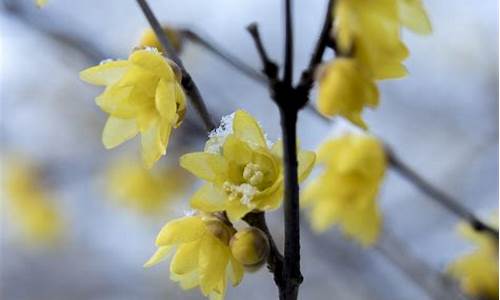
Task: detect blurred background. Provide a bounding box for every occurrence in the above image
[0,0,498,299]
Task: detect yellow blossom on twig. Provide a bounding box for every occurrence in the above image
[139,26,183,54]
[80,48,186,168]
[302,134,386,246]
[180,110,316,222]
[144,214,244,300]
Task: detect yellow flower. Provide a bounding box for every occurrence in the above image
[106,157,188,214]
[317,58,379,129]
[36,0,47,7]
[3,160,62,244]
[448,217,498,300]
[139,26,183,53]
[144,214,244,300]
[302,134,386,246]
[180,110,316,222]
[335,0,408,80]
[80,48,186,168]
[398,0,432,34]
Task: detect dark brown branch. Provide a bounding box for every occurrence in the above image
[135,0,216,131]
[243,212,285,287]
[246,23,279,81]
[386,146,499,239]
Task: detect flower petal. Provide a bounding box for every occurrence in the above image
[141,120,164,168]
[180,152,228,184]
[191,184,227,212]
[199,234,230,296]
[233,110,267,147]
[155,216,206,246]
[143,246,173,267]
[129,49,175,80]
[155,79,177,122]
[80,60,128,86]
[170,240,200,275]
[298,150,316,182]
[226,200,253,222]
[102,116,139,149]
[228,256,244,286]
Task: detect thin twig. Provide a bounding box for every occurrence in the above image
[135,0,216,131]
[283,0,294,85]
[386,147,499,239]
[180,28,267,84]
[246,23,279,81]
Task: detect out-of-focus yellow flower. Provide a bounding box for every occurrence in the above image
[106,158,188,214]
[80,48,186,168]
[145,214,244,300]
[302,134,386,246]
[36,0,47,7]
[180,110,316,222]
[335,0,408,80]
[3,160,62,244]
[398,0,432,34]
[448,216,498,300]
[317,58,379,129]
[139,26,183,54]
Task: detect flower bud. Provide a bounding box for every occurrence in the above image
[230,227,270,267]
[204,219,232,245]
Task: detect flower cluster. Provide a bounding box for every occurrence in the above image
[448,216,498,300]
[80,48,186,168]
[106,157,188,215]
[145,110,315,299]
[317,0,431,128]
[3,160,62,244]
[302,133,386,246]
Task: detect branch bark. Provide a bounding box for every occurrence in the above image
[135,0,216,131]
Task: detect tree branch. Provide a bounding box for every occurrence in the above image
[135,0,216,131]
[386,146,499,239]
[246,23,279,81]
[283,0,294,85]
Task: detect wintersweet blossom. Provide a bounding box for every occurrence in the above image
[448,217,498,300]
[144,214,244,300]
[139,26,183,53]
[180,110,316,222]
[317,58,378,129]
[302,134,386,246]
[80,48,186,168]
[320,0,431,127]
[106,158,188,214]
[3,160,62,243]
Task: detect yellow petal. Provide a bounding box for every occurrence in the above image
[141,120,164,168]
[191,184,227,212]
[80,60,128,86]
[222,135,253,166]
[398,0,432,35]
[102,116,139,149]
[298,150,316,182]
[129,49,175,80]
[170,240,200,275]
[229,255,244,286]
[180,152,228,184]
[155,79,177,122]
[233,110,267,147]
[226,200,253,223]
[199,234,230,296]
[143,246,173,267]
[171,270,200,290]
[155,216,206,246]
